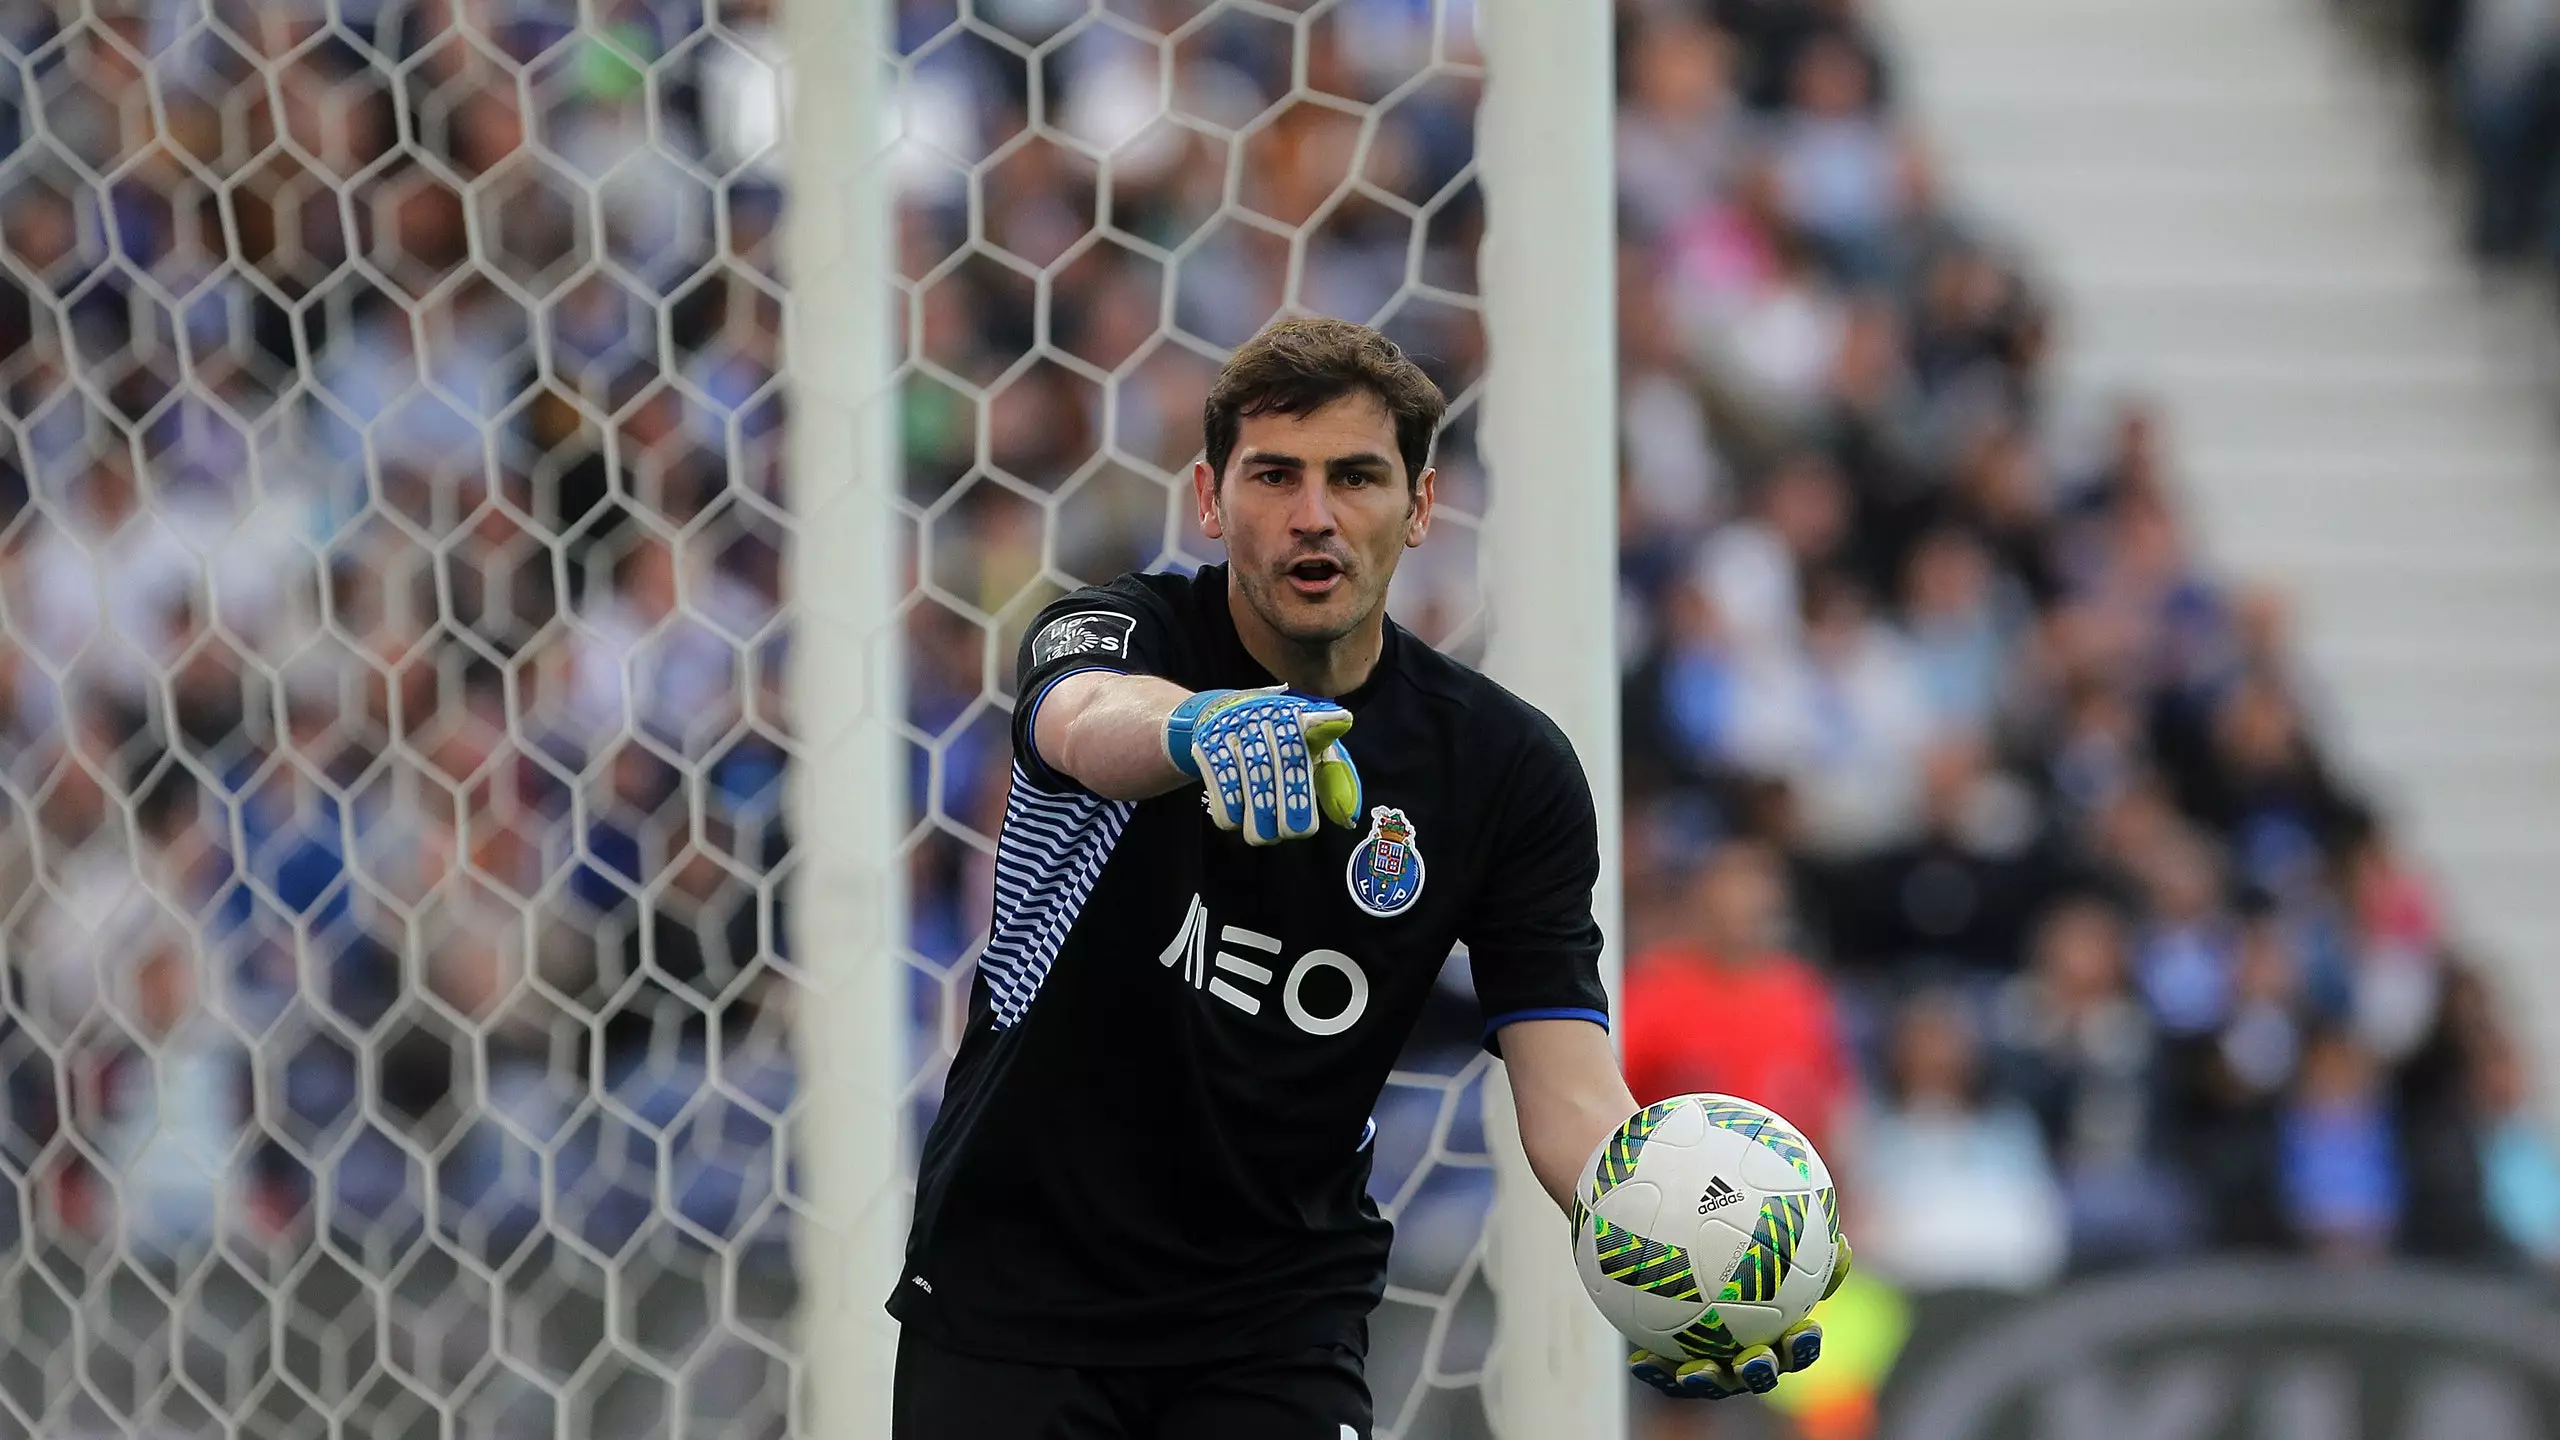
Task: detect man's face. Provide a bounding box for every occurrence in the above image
[1195,392,1433,648]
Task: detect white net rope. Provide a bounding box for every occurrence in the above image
[0,1,1510,1436]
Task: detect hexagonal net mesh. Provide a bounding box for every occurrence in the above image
[0,1,1525,1437]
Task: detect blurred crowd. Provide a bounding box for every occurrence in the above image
[2362,0,2560,269]
[0,0,2555,1389]
[0,0,802,1265]
[1603,0,2560,1288]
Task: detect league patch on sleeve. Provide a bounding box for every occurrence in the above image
[1029,610,1138,667]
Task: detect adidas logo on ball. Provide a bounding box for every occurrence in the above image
[1698,1177,1744,1214]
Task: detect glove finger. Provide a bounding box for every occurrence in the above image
[1673,1357,1749,1401]
[1272,713,1319,840]
[1823,1236,1853,1301]
[1299,709,1354,753]
[1627,1351,1682,1397]
[1239,714,1283,845]
[1314,740,1362,828]
[1196,736,1246,832]
[1731,1344,1783,1396]
[1777,1320,1823,1376]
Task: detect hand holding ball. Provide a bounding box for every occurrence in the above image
[1571,1093,1850,1399]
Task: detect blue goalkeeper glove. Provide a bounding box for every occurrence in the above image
[1629,1237,1852,1401]
[1163,686,1363,846]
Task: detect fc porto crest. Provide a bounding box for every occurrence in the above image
[1347,805,1426,918]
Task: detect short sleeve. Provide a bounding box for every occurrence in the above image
[1010,582,1182,794]
[1460,709,1608,1052]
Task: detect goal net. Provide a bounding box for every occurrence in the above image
[0,1,1612,1438]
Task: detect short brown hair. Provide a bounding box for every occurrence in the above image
[1202,317,1445,489]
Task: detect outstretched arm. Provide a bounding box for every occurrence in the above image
[1026,670,1363,843]
[1028,670,1194,800]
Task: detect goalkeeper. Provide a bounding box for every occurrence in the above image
[890,319,1836,1437]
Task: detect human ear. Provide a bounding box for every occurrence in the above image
[1193,458,1224,541]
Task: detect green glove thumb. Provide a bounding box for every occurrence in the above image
[1823,1235,1854,1301]
[1300,711,1362,828]
[1302,711,1354,754]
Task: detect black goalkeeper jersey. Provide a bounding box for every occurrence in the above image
[889,564,1608,1367]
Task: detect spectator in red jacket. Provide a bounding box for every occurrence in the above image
[1622,837,1854,1150]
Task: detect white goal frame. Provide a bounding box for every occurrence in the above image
[779,0,907,1434]
[1473,1,1625,1434]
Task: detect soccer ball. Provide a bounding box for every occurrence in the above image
[1572,1093,1842,1365]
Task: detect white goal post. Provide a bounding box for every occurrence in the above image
[779,0,906,1434]
[1472,0,1626,1434]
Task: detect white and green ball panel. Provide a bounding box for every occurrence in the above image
[1590,1099,1686,1201]
[1577,1191,1839,1355]
[1589,1213,1703,1303]
[1573,1093,1839,1358]
[1687,1092,1832,1190]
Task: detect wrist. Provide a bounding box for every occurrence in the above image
[1162,689,1235,779]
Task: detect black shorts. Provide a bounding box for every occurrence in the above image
[891,1326,1372,1440]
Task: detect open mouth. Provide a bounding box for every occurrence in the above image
[1284,556,1346,596]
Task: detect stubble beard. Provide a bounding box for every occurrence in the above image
[1241,570,1369,650]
